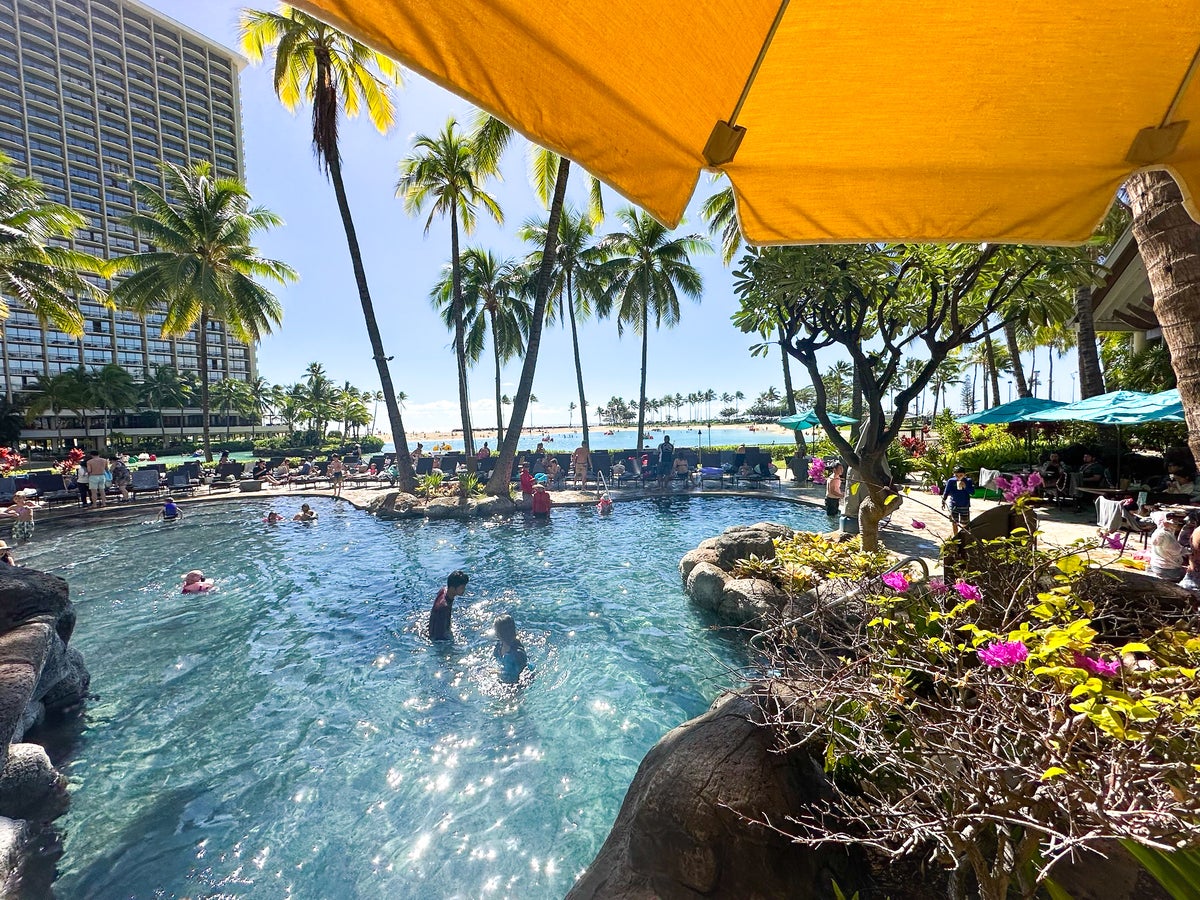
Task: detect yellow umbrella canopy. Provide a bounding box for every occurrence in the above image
[294,0,1200,244]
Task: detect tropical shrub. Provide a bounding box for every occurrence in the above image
[754,526,1200,899]
[359,435,385,453]
[55,447,84,477]
[957,430,1028,474]
[418,471,444,498]
[0,447,24,476]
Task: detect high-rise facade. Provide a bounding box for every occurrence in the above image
[0,0,257,415]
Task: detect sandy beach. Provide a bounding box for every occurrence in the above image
[386,422,797,446]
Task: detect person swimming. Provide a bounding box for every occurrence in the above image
[265,510,284,524]
[160,500,182,521]
[181,570,214,594]
[493,614,528,684]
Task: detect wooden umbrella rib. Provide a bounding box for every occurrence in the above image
[728,0,790,128]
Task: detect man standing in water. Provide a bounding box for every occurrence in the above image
[428,570,470,642]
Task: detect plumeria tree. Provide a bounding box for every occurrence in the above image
[733,243,1094,549]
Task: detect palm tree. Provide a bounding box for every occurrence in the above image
[568,401,576,428]
[138,365,189,445]
[177,371,199,443]
[519,206,605,450]
[211,378,249,440]
[240,7,415,490]
[597,208,709,450]
[0,151,105,401]
[107,162,293,461]
[60,366,94,443]
[23,372,74,450]
[431,249,531,445]
[91,363,137,444]
[825,361,853,414]
[397,118,503,467]
[245,375,273,439]
[368,389,384,436]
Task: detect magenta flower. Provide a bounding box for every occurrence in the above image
[994,475,1011,491]
[978,641,1028,667]
[1072,652,1121,677]
[927,577,949,594]
[1103,534,1124,550]
[1026,471,1044,490]
[881,571,910,592]
[911,519,927,530]
[929,485,942,495]
[953,581,982,601]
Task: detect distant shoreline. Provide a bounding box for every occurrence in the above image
[383,423,796,445]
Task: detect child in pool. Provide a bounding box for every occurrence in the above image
[159,499,182,522]
[265,510,284,524]
[181,570,214,593]
[493,615,528,684]
[293,503,318,522]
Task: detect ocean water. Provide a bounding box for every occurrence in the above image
[387,425,799,457]
[24,496,827,899]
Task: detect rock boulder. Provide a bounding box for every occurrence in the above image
[685,563,728,612]
[719,577,788,623]
[566,691,869,900]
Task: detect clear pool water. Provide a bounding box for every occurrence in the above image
[22,496,827,899]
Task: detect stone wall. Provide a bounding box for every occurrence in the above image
[0,567,90,894]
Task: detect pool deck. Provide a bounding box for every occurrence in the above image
[14,474,1110,567]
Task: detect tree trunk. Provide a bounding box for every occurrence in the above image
[567,272,591,451]
[1004,321,1030,397]
[199,313,212,462]
[985,336,1002,406]
[1074,285,1106,399]
[1127,169,1200,465]
[636,303,649,451]
[326,146,414,491]
[779,327,805,455]
[450,206,475,469]
[850,360,863,443]
[485,160,571,496]
[491,309,504,445]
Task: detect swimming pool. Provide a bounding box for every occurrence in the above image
[23,496,828,898]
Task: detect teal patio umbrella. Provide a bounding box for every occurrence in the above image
[778,411,858,429]
[1099,388,1184,424]
[957,396,1065,424]
[1029,390,1151,422]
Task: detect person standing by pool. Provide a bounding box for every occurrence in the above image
[493,615,528,684]
[110,454,132,502]
[519,462,535,498]
[1,494,35,543]
[85,450,109,508]
[476,442,491,460]
[74,459,90,508]
[571,442,590,489]
[941,465,975,535]
[327,454,346,499]
[657,435,675,488]
[825,462,844,517]
[428,570,470,642]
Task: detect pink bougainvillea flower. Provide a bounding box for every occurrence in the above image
[1026,471,1044,489]
[881,571,910,592]
[1071,652,1122,677]
[911,519,927,530]
[927,577,949,594]
[929,485,942,495]
[978,641,1028,667]
[953,581,982,601]
[1103,534,1124,550]
[994,475,1011,491]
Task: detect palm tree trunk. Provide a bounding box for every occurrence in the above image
[199,313,213,462]
[326,144,414,491]
[491,308,504,445]
[1075,284,1106,399]
[450,207,475,468]
[486,160,571,496]
[566,272,590,450]
[1047,351,1054,401]
[985,336,1001,406]
[1004,321,1030,397]
[779,328,804,455]
[1127,169,1200,466]
[636,304,649,451]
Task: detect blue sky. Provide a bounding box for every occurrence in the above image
[145,0,793,432]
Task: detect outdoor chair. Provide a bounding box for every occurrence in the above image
[0,477,16,504]
[168,472,195,496]
[130,468,164,499]
[414,457,433,477]
[28,472,76,507]
[1121,506,1156,551]
[216,462,245,480]
[591,450,612,484]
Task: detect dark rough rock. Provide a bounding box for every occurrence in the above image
[566,691,870,900]
[474,495,518,518]
[38,646,89,715]
[0,745,67,823]
[0,816,27,895]
[424,496,469,520]
[0,570,70,637]
[678,548,720,581]
[685,563,728,613]
[719,577,788,624]
[370,491,424,519]
[710,522,791,570]
[0,623,53,762]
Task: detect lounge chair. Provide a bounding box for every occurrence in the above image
[28,471,77,507]
[130,468,164,499]
[168,472,195,496]
[0,477,15,504]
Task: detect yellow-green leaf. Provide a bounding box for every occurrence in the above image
[1120,642,1151,654]
[1041,767,1068,780]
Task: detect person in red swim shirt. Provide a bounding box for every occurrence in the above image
[428,570,470,642]
[519,463,535,498]
[531,484,552,518]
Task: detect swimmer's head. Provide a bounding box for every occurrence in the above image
[494,614,517,644]
[447,570,469,592]
[182,570,204,584]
